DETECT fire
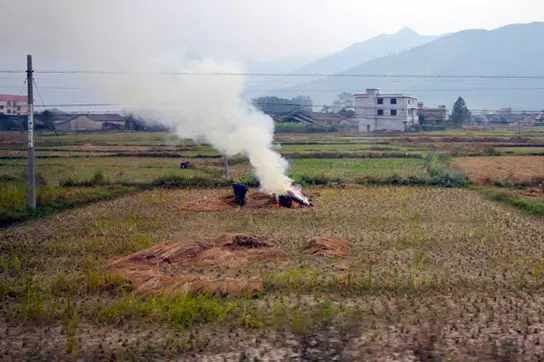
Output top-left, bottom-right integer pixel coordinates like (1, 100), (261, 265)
(272, 185), (312, 209)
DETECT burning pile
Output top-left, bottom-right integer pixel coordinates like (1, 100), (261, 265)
(275, 190), (313, 208)
(232, 182), (313, 209)
(176, 186), (315, 212)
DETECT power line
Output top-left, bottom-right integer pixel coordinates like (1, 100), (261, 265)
(32, 79), (47, 108)
(0, 85), (91, 90)
(2, 85), (544, 92)
(246, 87), (544, 93)
(18, 78), (28, 97)
(13, 70), (544, 80)
(30, 102), (543, 113)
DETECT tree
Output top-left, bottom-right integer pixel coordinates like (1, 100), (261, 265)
(290, 95), (313, 112)
(332, 92), (353, 113)
(252, 96), (296, 115)
(338, 108), (355, 118)
(0, 114), (12, 131)
(124, 113), (146, 131)
(321, 105), (331, 113)
(37, 110), (56, 131)
(450, 97), (471, 125)
(337, 92), (353, 102)
(252, 95), (313, 115)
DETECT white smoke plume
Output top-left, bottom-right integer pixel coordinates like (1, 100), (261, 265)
(0, 0), (305, 197)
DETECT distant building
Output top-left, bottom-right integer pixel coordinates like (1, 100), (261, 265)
(354, 89), (418, 132)
(54, 114), (126, 131)
(417, 102), (448, 122)
(273, 110), (353, 127)
(0, 94), (28, 116)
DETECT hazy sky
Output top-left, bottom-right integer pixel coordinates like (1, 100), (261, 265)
(1, 0), (542, 64)
(158, 0), (544, 61)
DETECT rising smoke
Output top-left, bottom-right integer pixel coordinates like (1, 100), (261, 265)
(0, 0), (304, 197)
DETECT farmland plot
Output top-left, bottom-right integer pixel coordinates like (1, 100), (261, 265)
(453, 156), (544, 185)
(2, 187), (544, 360)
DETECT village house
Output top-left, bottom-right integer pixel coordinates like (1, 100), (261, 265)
(273, 110), (352, 127)
(417, 102), (448, 122)
(54, 114), (126, 131)
(0, 94), (28, 116)
(354, 89), (419, 132)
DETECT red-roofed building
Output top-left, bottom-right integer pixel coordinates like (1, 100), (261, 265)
(0, 94), (28, 116)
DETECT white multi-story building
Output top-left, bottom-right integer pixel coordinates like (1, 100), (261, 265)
(354, 88), (419, 132)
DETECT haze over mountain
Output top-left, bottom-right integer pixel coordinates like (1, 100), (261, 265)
(275, 22), (544, 110)
(2, 22), (543, 113)
(244, 27), (438, 97)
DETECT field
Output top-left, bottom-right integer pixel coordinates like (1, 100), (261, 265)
(452, 156), (544, 185)
(1, 128), (544, 360)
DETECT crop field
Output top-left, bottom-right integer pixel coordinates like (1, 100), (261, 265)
(1, 186), (544, 360)
(1, 129), (544, 360)
(288, 158), (428, 181)
(452, 156), (544, 185)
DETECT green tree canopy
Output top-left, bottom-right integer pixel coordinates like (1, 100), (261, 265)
(252, 95), (313, 115)
(450, 97), (471, 125)
(37, 110), (55, 130)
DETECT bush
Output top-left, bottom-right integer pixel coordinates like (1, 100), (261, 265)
(295, 174), (344, 186)
(90, 170), (106, 185)
(60, 170), (108, 187)
(426, 153), (470, 187)
(151, 174), (232, 188)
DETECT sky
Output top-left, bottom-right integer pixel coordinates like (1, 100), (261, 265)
(1, 0), (543, 64)
(0, 0), (542, 110)
(152, 0), (544, 61)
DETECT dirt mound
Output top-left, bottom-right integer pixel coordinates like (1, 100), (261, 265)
(214, 234), (270, 248)
(107, 234), (281, 296)
(220, 193), (277, 209)
(304, 237), (349, 258)
(177, 192), (277, 212)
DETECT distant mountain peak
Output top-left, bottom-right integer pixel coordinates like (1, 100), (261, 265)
(394, 27), (419, 36)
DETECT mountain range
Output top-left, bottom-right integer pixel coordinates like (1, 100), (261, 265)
(245, 27), (438, 97)
(264, 22), (544, 110)
(2, 22), (542, 112)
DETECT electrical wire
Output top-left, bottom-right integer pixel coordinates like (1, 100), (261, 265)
(29, 102), (543, 114)
(32, 79), (47, 107)
(0, 69), (539, 80)
(4, 85), (544, 93)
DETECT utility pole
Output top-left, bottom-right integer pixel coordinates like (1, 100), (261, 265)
(223, 155), (229, 178)
(27, 55), (36, 211)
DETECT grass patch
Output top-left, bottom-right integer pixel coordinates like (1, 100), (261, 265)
(0, 181), (138, 227)
(476, 187), (544, 216)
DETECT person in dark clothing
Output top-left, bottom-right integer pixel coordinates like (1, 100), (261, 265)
(232, 183), (248, 206)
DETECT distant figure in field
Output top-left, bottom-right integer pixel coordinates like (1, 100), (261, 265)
(232, 183), (248, 206)
(180, 161), (191, 169)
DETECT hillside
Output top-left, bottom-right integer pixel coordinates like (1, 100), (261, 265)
(245, 28), (437, 96)
(278, 22), (544, 110)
